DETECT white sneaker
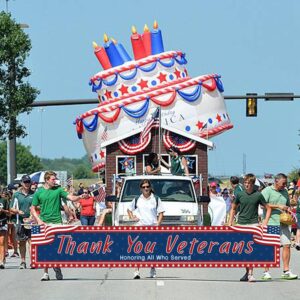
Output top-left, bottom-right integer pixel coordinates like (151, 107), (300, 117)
(150, 267), (156, 278)
(247, 274), (256, 282)
(261, 272), (272, 280)
(53, 267), (63, 280)
(133, 270), (140, 279)
(41, 273), (50, 281)
(281, 271), (298, 280)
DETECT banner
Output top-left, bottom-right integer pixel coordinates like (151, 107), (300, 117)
(31, 225), (280, 269)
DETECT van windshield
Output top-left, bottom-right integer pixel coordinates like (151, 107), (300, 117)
(120, 179), (196, 203)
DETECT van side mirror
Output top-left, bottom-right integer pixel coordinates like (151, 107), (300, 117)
(197, 195), (210, 203)
(105, 195), (118, 202)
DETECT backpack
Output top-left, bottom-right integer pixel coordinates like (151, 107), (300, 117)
(134, 195), (159, 210)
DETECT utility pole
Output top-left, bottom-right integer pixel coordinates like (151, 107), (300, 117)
(6, 22), (29, 184)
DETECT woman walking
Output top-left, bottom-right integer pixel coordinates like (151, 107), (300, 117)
(127, 179), (165, 279)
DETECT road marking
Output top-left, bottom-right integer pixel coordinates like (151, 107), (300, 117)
(156, 280), (164, 286)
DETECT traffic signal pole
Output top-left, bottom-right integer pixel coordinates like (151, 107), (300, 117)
(29, 94), (299, 107)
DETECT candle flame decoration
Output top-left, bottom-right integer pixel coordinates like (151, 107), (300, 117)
(144, 24), (149, 32)
(92, 41), (98, 49)
(153, 20), (158, 29)
(103, 33), (109, 43)
(131, 26), (137, 34)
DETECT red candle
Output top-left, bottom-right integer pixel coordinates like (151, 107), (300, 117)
(142, 24), (152, 56)
(93, 41), (112, 70)
(131, 25), (147, 60)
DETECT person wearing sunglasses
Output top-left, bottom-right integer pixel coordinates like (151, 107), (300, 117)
(9, 175), (34, 270)
(76, 189), (96, 226)
(127, 179), (165, 279)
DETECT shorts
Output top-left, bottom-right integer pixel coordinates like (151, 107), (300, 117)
(280, 224), (291, 246)
(16, 224), (31, 241)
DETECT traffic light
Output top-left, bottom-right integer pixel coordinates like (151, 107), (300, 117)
(246, 93), (257, 117)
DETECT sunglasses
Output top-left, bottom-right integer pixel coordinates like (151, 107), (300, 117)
(141, 185), (150, 189)
(23, 181), (31, 184)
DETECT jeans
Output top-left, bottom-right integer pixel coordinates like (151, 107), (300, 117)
(80, 216), (95, 226)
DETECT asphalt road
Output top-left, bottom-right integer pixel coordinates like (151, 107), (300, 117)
(1, 248), (300, 300)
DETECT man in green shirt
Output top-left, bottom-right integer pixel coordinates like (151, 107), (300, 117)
(10, 175), (34, 270)
(228, 173), (271, 282)
(261, 173), (297, 280)
(31, 171), (84, 281)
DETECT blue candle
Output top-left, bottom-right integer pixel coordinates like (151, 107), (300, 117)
(103, 34), (124, 67)
(151, 21), (164, 55)
(112, 38), (132, 62)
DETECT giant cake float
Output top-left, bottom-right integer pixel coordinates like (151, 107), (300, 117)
(75, 22), (233, 172)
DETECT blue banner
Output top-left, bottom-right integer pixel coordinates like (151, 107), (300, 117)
(31, 225), (280, 268)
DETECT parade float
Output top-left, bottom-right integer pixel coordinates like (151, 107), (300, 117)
(30, 23), (281, 271)
(75, 21), (233, 180)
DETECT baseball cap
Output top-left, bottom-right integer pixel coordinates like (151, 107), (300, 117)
(7, 183), (19, 191)
(209, 182), (217, 188)
(21, 174), (31, 183)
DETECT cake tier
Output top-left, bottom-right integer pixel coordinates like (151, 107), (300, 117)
(89, 51), (189, 103)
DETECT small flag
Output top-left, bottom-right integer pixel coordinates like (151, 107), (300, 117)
(31, 225), (77, 246)
(66, 176), (73, 187)
(140, 107), (160, 141)
(101, 126), (108, 141)
(231, 225), (280, 246)
(94, 186), (106, 203)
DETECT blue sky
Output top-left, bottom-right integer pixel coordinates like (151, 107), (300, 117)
(5, 0), (300, 176)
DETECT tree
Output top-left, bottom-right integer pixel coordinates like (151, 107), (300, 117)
(41, 155), (97, 178)
(0, 12), (39, 140)
(0, 142), (43, 184)
(73, 164), (91, 179)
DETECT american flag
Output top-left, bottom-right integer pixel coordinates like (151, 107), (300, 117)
(66, 176), (73, 187)
(101, 126), (108, 141)
(140, 107), (160, 141)
(93, 186), (106, 203)
(31, 225), (77, 246)
(231, 225), (280, 246)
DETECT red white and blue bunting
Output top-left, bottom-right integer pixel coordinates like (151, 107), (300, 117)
(75, 74), (224, 138)
(118, 130), (196, 155)
(163, 131), (196, 153)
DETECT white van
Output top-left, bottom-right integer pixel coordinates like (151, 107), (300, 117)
(113, 175), (201, 226)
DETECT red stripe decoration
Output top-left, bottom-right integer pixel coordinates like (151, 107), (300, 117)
(91, 51), (183, 81)
(163, 130), (196, 153)
(97, 108), (121, 123)
(151, 90), (177, 106)
(231, 226), (280, 246)
(199, 123), (234, 138)
(92, 162), (105, 172)
(80, 74), (219, 118)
